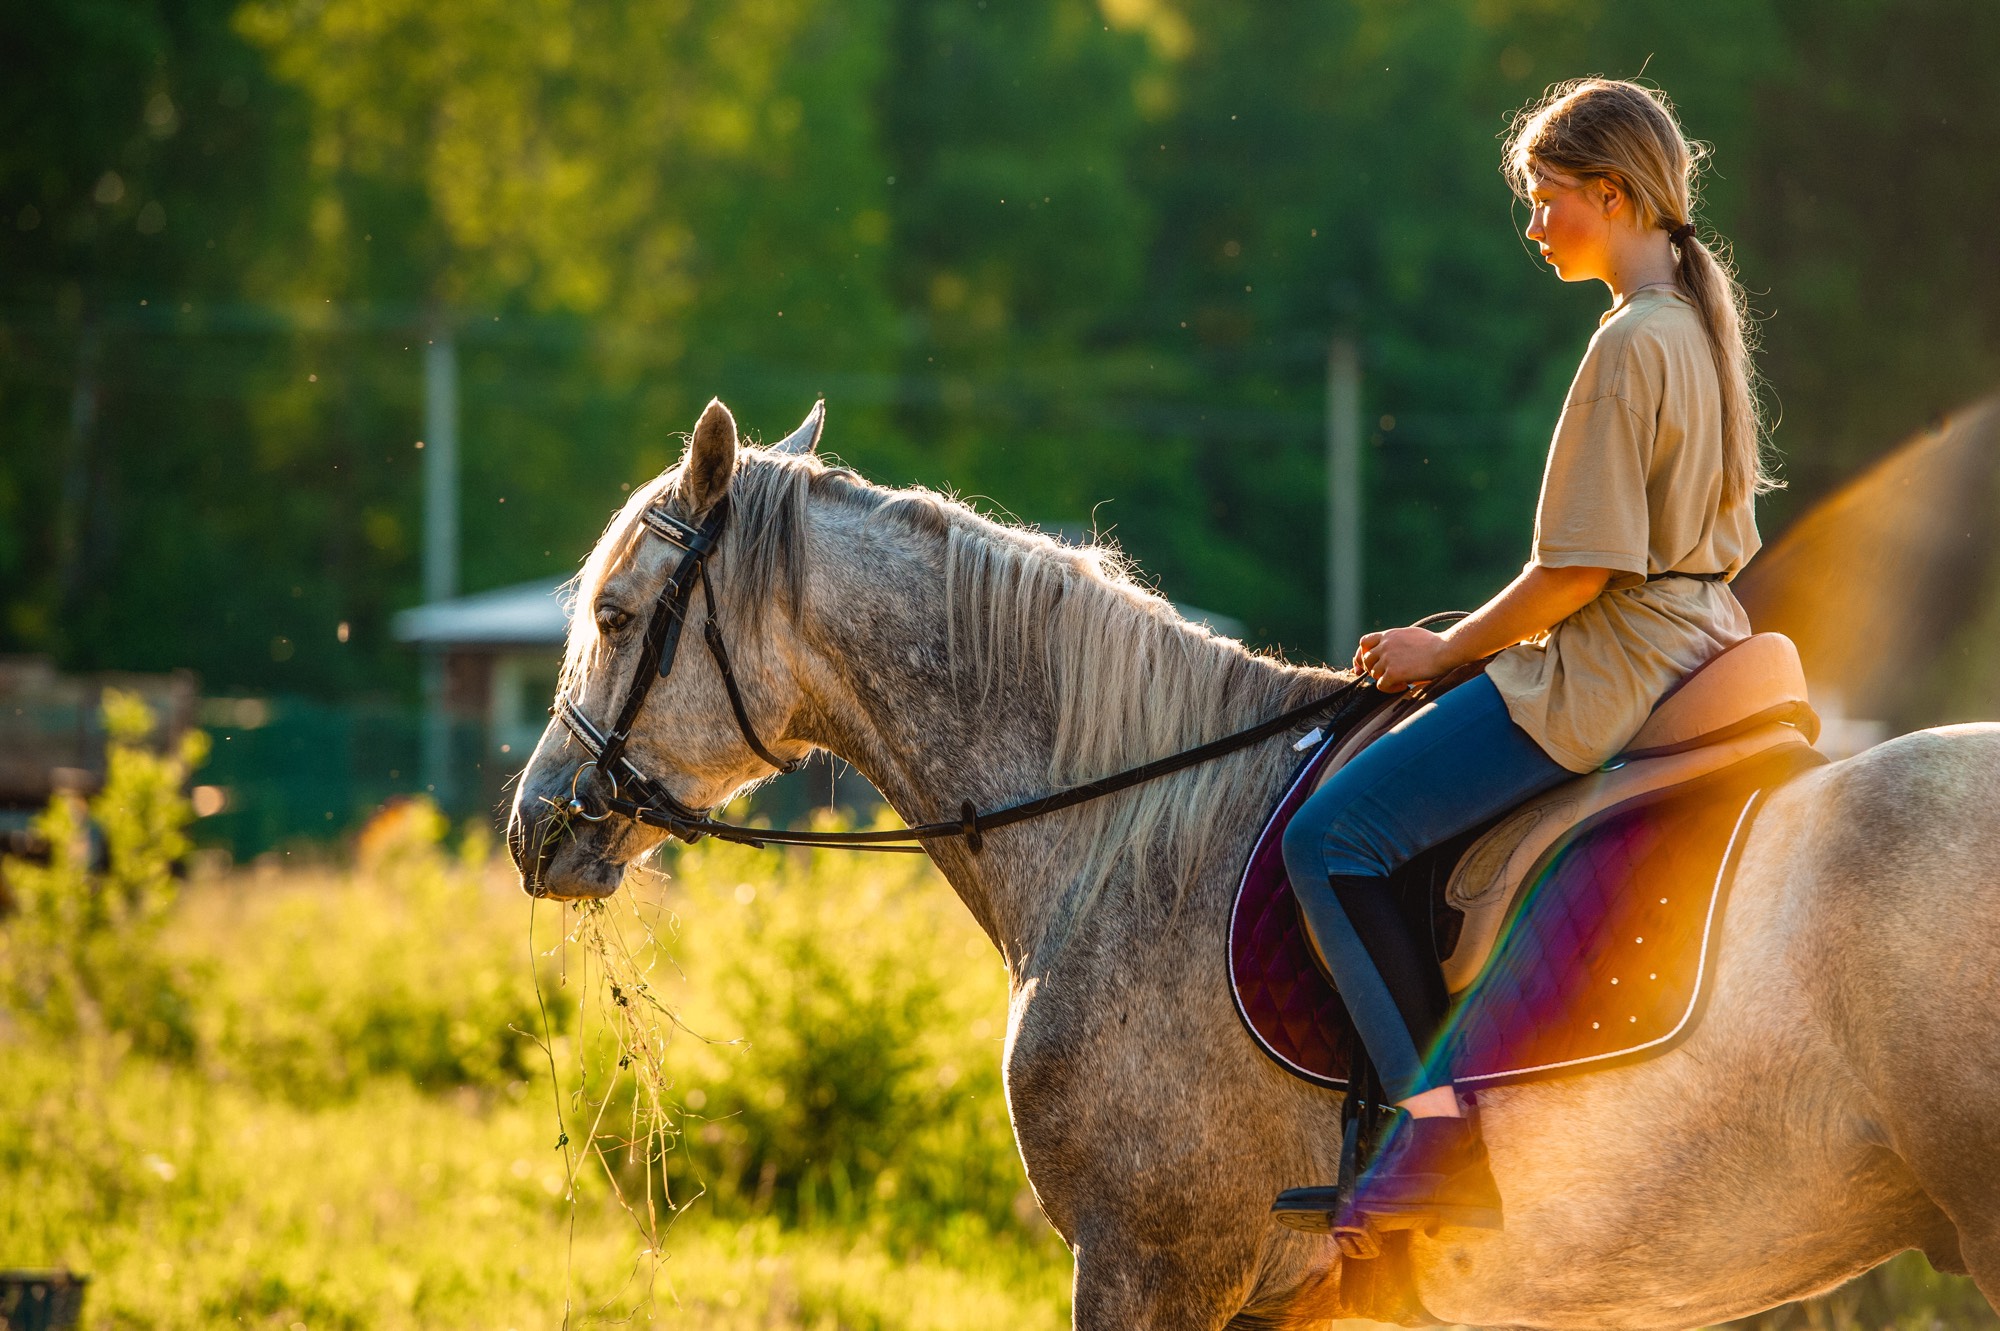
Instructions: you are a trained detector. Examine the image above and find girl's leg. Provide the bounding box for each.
[1278,673,1571,1106]
[1274,674,1574,1236]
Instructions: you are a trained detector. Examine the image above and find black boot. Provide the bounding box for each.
[1271,1111,1502,1244]
[1332,1112,1502,1254]
[1271,869,1457,1238]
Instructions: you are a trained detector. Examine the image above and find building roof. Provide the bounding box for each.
[391,579,571,647]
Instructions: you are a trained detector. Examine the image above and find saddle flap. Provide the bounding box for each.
[1624,632,1819,756]
[1441,722,1813,992]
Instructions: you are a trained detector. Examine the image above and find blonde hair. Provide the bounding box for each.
[1504,78,1780,504]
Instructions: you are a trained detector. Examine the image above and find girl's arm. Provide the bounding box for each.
[1355,564,1613,692]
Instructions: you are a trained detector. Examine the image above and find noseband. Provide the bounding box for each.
[556,493,803,833]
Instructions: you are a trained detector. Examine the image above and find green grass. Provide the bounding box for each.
[0,1034,1069,1330]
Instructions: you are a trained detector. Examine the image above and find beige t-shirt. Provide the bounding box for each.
[1487,286,1760,772]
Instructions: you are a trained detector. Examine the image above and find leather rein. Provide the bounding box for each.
[555,493,1374,854]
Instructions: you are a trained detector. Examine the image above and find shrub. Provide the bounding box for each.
[630,831,1032,1244]
[0,690,206,1056]
[179,798,571,1103]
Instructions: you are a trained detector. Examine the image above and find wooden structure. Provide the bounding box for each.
[0,655,197,808]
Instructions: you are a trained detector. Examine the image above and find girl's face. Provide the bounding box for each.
[1524,169,1614,284]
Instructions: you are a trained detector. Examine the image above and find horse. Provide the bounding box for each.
[508,399,2000,1329]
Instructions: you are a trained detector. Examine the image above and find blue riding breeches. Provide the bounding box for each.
[1279,673,1571,1101]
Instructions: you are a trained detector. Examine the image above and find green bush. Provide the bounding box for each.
[639,832,1032,1245]
[177,799,572,1103]
[0,689,206,1056]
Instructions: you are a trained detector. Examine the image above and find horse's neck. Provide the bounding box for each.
[790,598,1064,962]
[787,533,1309,973]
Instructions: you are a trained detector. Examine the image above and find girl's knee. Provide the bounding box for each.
[1282,784,1373,882]
[1284,785,1396,883]
[1279,812,1326,886]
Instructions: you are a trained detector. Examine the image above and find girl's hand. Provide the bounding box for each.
[1354,626,1457,693]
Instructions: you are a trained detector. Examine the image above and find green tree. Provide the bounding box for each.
[4,0,1997,700]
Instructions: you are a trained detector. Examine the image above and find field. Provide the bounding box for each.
[1,713,1992,1329]
[0,709,1070,1328]
[1,821,1073,1330]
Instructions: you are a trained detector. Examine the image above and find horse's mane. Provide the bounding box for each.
[567,443,1354,927]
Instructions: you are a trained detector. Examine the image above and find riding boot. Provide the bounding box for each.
[1331,1109,1502,1254]
[1271,870,1451,1235]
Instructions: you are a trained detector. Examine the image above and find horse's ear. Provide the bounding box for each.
[770,399,825,456]
[683,397,738,512]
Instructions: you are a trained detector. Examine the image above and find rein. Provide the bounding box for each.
[602,676,1371,852]
[554,487,1379,855]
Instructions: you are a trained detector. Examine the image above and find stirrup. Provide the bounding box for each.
[1270,1185,1345,1233]
[1271,1055,1397,1242]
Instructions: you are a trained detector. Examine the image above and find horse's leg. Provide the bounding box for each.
[1006,954,1350,1331]
[1791,728,2000,1301]
[1023,1084,1331,1331]
[1068,1232,1239,1331]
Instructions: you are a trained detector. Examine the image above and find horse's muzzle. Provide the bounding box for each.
[506,802,556,897]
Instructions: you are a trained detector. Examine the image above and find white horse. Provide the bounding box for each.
[510,401,2000,1329]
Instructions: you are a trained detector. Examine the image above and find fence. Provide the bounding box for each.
[196,696,484,859]
[193,695,883,862]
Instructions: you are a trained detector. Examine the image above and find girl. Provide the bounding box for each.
[1270,78,1776,1239]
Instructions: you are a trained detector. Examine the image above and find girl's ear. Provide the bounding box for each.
[1593,175,1628,220]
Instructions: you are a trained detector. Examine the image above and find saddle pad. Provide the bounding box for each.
[1228,742,1819,1090]
[1228,738,1358,1088]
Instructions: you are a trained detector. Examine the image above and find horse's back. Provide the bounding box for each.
[1785,722,2000,1002]
[1781,724,2000,1247]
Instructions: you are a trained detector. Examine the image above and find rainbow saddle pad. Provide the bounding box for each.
[1227,732,1824,1090]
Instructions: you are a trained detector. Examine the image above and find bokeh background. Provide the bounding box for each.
[4,1,1999,1327]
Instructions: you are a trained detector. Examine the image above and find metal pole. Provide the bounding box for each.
[423,327,460,606]
[1326,334,1362,663]
[421,321,459,806]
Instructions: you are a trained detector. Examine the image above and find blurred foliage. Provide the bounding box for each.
[0,689,208,1055]
[0,1043,1070,1331]
[0,802,1068,1326]
[647,832,1028,1241]
[176,797,568,1101]
[1,0,1995,692]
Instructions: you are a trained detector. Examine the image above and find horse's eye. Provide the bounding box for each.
[595,604,634,634]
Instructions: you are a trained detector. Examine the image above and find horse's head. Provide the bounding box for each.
[508,397,823,899]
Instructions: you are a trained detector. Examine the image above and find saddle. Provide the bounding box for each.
[1229,633,1825,1090]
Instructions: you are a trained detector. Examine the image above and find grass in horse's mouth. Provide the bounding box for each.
[545,888,704,1266]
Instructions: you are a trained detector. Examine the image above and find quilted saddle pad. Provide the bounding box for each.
[1227,741,1819,1090]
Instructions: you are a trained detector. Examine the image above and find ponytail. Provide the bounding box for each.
[1670,223,1775,505]
[1505,78,1780,505]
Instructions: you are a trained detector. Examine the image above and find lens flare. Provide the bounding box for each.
[1735,396,2000,742]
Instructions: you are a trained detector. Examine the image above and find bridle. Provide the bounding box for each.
[554,475,1386,856]
[555,491,805,834]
